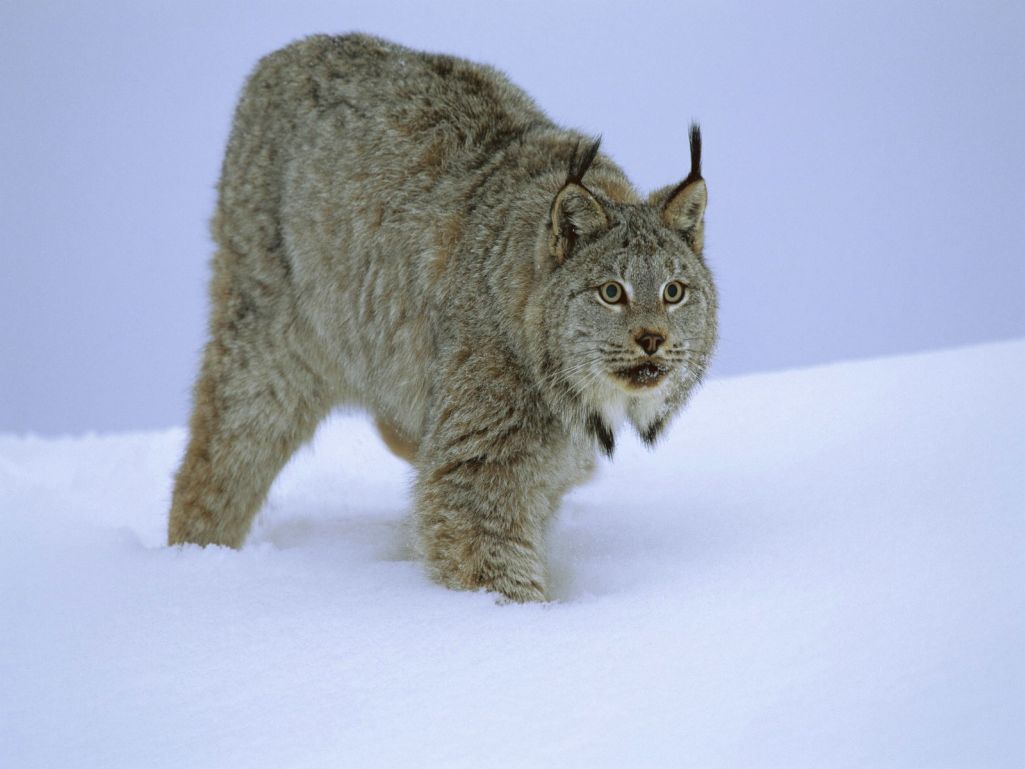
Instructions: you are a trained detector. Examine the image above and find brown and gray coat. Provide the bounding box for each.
[168,34,717,602]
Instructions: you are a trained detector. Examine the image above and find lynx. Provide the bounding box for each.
[168,34,718,602]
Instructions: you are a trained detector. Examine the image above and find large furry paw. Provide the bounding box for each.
[489,575,547,605]
[431,561,548,604]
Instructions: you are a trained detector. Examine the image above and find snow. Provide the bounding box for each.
[2,340,1023,768]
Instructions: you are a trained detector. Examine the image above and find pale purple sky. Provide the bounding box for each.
[2,0,1024,434]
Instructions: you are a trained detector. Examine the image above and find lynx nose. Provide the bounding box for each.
[634,331,666,355]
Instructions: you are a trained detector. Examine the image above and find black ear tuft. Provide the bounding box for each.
[667,123,702,202]
[567,137,602,186]
[660,123,707,246]
[687,123,702,185]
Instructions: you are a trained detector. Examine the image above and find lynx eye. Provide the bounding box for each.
[663,280,688,305]
[598,281,626,305]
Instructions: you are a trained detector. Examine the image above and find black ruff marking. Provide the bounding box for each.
[640,417,667,448]
[587,412,615,458]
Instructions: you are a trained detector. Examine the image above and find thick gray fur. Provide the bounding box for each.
[168,34,718,603]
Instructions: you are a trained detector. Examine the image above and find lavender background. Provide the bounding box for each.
[2,0,1023,434]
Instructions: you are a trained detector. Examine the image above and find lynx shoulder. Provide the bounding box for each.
[168,33,718,603]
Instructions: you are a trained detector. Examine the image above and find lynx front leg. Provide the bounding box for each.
[414,356,564,603]
[417,455,554,602]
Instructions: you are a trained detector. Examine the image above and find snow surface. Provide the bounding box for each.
[2,340,1024,768]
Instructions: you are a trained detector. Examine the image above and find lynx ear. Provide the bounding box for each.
[549,138,608,263]
[550,183,608,262]
[659,124,707,250]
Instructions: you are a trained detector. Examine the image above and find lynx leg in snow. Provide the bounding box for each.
[168,257,333,548]
[416,448,553,603]
[413,350,569,603]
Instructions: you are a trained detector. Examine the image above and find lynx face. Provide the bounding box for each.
[535,127,716,447]
[585,225,710,384]
[540,209,716,445]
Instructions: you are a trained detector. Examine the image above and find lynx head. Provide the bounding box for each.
[531,125,717,453]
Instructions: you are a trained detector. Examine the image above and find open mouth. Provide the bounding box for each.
[613,361,671,388]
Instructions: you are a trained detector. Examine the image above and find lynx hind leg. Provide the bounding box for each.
[375,417,419,463]
[414,356,560,603]
[168,264,332,548]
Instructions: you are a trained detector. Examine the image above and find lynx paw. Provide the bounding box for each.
[432,562,547,604]
[489,576,547,605]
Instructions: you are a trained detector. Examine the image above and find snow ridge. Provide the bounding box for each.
[2,340,1023,768]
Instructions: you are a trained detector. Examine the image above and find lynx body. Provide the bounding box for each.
[168,34,717,602]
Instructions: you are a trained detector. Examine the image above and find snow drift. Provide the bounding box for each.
[2,340,1023,768]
